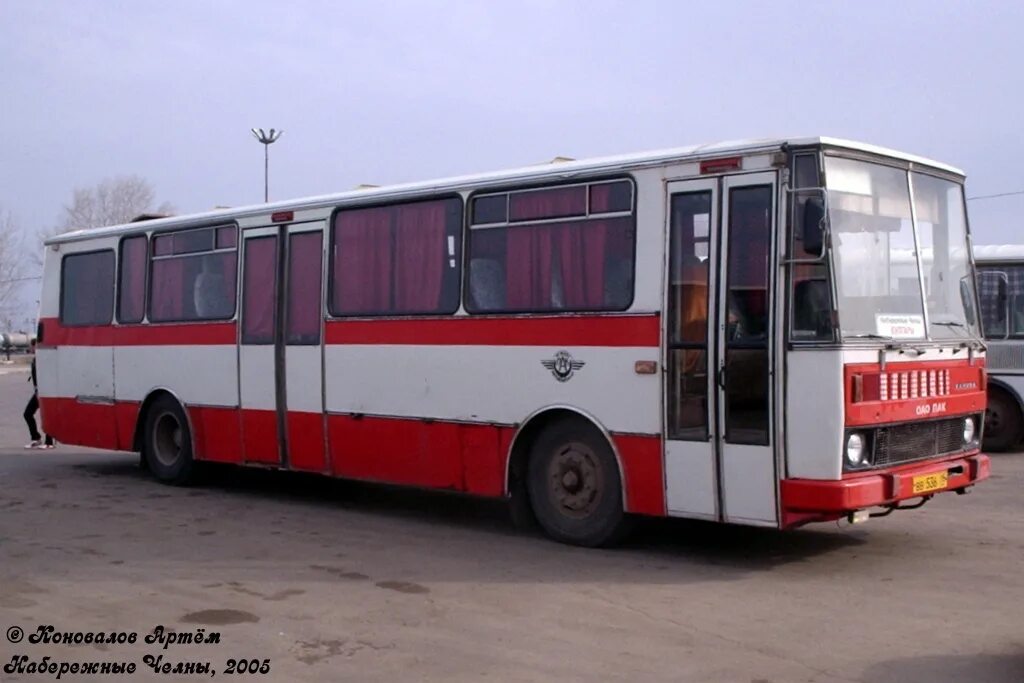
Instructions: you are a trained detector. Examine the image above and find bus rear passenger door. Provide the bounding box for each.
[663,179,719,520]
[239,227,282,465]
[282,223,327,472]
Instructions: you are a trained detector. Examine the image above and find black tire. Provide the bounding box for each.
[142,395,195,485]
[526,419,629,547]
[983,388,1023,453]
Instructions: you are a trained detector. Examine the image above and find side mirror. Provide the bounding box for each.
[802,196,826,256]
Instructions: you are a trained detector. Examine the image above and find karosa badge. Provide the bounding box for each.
[541,351,585,382]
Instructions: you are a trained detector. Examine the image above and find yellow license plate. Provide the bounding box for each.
[912,472,948,494]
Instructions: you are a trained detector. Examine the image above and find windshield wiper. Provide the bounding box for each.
[846,333,893,341]
[932,321,971,337]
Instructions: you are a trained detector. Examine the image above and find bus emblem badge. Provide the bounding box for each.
[542,351,585,382]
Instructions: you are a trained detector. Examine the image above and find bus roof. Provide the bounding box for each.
[47,136,964,246]
[973,244,1024,262]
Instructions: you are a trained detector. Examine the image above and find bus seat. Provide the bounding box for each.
[470,258,505,310]
[194,256,229,318]
[604,258,633,308]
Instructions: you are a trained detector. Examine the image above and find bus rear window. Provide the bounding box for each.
[60,250,115,326]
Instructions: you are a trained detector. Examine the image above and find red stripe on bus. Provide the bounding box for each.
[39,318,237,346]
[40,315,659,348]
[324,315,661,347]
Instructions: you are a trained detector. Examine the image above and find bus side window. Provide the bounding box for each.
[150,226,238,323]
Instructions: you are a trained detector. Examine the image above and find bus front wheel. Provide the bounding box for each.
[142,396,195,485]
[527,419,629,547]
[983,388,1023,453]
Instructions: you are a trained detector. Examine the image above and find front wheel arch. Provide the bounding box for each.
[505,407,627,506]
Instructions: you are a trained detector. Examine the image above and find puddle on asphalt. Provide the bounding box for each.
[375,580,429,594]
[180,609,260,625]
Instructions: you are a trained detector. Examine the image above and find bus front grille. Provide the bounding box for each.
[873,417,970,468]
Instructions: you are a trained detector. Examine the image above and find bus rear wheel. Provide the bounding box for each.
[142,396,195,485]
[526,419,628,547]
[983,388,1023,453]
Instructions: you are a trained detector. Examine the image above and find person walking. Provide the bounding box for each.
[24,339,54,449]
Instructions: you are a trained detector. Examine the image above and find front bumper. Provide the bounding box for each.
[780,452,990,528]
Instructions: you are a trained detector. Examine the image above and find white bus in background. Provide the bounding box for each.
[36,137,990,547]
[974,245,1024,451]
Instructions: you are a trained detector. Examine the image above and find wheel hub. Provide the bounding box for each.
[153,412,183,468]
[548,442,603,518]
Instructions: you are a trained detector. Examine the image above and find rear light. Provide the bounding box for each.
[271,210,294,223]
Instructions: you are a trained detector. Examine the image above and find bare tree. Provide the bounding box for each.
[0,207,27,323]
[56,175,174,233]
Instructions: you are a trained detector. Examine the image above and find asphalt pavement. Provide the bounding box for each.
[0,366,1021,682]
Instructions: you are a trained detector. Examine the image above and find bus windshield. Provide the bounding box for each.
[825,156,978,341]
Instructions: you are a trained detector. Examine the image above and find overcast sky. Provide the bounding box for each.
[1,0,1022,321]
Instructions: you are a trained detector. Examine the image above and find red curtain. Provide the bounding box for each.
[120,237,147,322]
[509,186,585,222]
[394,202,446,311]
[242,238,277,342]
[286,232,322,344]
[589,184,614,213]
[558,222,607,308]
[504,188,587,309]
[150,259,185,322]
[332,207,392,313]
[506,226,554,309]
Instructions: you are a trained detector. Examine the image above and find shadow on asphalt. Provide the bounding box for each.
[860,651,1024,683]
[54,453,865,572]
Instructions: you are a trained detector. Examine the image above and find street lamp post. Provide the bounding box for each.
[250,128,283,202]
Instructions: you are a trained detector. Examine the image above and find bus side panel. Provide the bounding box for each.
[114,401,141,450]
[190,406,243,464]
[328,415,468,491]
[36,343,118,450]
[612,434,665,516]
[39,396,120,450]
[784,350,844,480]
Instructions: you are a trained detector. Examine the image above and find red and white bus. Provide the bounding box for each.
[37,137,990,546]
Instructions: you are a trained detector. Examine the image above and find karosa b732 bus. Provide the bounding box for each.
[37,137,989,546]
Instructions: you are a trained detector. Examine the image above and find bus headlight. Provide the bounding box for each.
[963,417,976,444]
[845,432,867,467]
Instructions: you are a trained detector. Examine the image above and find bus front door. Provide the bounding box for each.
[664,173,779,525]
[239,222,327,470]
